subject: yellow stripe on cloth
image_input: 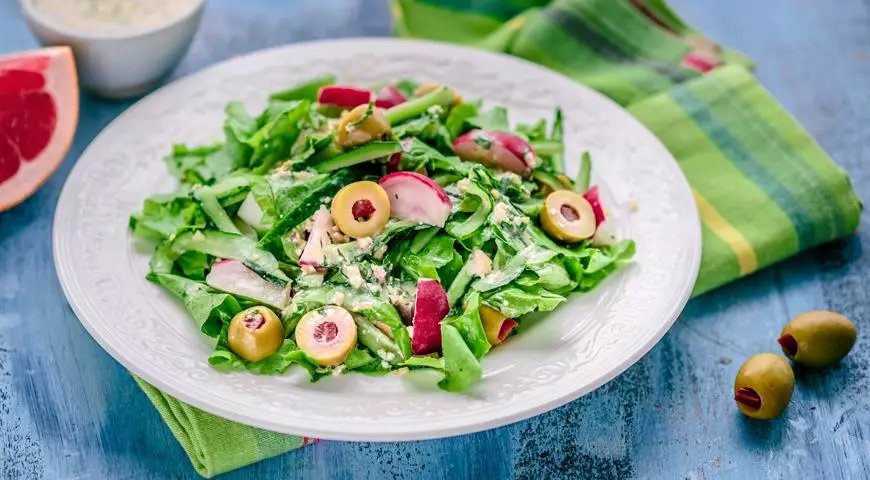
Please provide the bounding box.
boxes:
[693,189,758,276]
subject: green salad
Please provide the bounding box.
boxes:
[129,76,635,392]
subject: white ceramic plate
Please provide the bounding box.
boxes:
[54,39,700,441]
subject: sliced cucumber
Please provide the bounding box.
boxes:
[532,170,566,193]
[313,141,401,173]
[385,86,455,125]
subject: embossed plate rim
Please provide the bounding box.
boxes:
[54,38,701,441]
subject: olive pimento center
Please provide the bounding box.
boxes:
[352,198,376,222]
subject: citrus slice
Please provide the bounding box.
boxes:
[0,47,78,212]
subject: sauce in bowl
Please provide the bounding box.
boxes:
[28,0,199,33]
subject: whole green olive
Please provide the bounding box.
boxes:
[778,310,857,368]
[228,306,284,362]
[734,353,794,420]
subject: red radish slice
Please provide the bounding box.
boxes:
[682,50,719,73]
[379,171,452,227]
[206,259,291,310]
[374,85,407,109]
[0,47,78,212]
[411,278,449,355]
[497,319,518,342]
[489,131,537,170]
[317,85,373,109]
[386,152,402,173]
[582,186,606,226]
[299,206,333,269]
[452,129,536,176]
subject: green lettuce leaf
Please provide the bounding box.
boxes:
[445,179,493,240]
[343,348,383,372]
[152,273,241,337]
[565,240,636,291]
[438,323,482,392]
[448,292,491,359]
[163,143,235,186]
[444,101,480,138]
[247,100,311,174]
[129,191,206,240]
[482,286,566,319]
[467,106,509,131]
[209,339,322,380]
[392,113,452,153]
[392,79,419,99]
[223,101,258,167]
[401,233,456,281]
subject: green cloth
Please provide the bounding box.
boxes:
[135,378,314,477]
[139,1,862,477]
[394,0,861,294]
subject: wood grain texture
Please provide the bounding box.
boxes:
[1,0,868,478]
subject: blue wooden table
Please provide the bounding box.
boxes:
[2,1,869,478]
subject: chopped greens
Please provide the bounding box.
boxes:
[129,76,634,392]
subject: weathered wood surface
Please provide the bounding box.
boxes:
[1,0,868,478]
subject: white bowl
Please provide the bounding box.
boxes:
[20,0,204,99]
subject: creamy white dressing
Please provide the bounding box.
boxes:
[30,0,197,32]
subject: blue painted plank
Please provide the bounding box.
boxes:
[1,0,869,478]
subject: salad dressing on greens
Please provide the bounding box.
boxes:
[29,0,197,31]
[129,76,635,392]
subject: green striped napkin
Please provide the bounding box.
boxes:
[140,0,861,477]
[135,378,315,477]
[394,0,861,294]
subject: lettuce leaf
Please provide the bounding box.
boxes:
[438,323,482,392]
[247,100,310,174]
[152,273,241,337]
[401,233,456,281]
[163,143,236,186]
[482,286,565,319]
[467,106,509,131]
[223,101,258,167]
[565,240,636,291]
[392,113,452,153]
[343,348,383,372]
[209,339,322,380]
[449,292,491,359]
[129,192,206,240]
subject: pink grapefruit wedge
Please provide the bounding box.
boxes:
[0,47,78,212]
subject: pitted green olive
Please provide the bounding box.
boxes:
[778,310,857,367]
[228,306,284,362]
[734,353,794,420]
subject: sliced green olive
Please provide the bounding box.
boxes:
[228,306,284,362]
[734,353,794,420]
[330,181,391,238]
[539,190,596,242]
[336,104,391,149]
[295,306,358,366]
[778,310,857,367]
